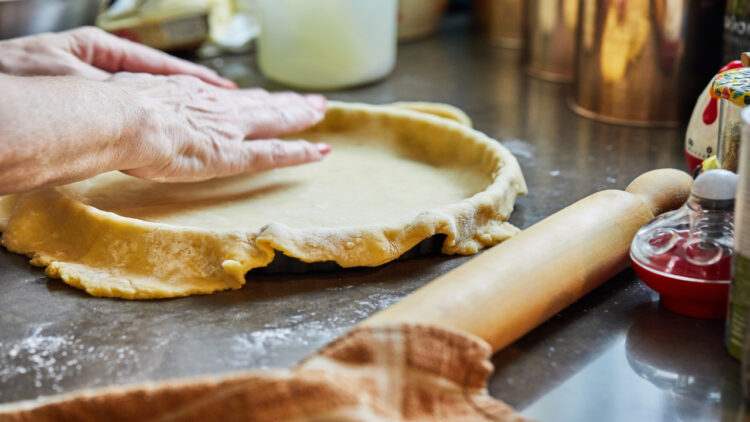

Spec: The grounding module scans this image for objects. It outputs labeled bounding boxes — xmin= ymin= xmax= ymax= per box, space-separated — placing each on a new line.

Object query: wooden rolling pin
xmin=362 ymin=168 xmax=693 ymax=352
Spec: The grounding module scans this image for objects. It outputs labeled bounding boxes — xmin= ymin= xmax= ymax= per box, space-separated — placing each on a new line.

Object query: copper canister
xmin=524 ymin=0 xmax=579 ymax=82
xmin=474 ymin=0 xmax=524 ymax=48
xmin=570 ymin=0 xmax=724 ymax=127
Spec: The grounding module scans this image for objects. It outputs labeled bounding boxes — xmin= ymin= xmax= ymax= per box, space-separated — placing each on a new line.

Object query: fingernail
xmin=305 ymin=94 xmax=327 ymax=112
xmin=222 ymin=78 xmax=238 ymax=89
xmin=316 ymin=142 xmax=332 ymax=155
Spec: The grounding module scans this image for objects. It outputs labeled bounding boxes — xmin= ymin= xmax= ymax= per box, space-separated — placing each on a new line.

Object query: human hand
xmin=0 ymin=26 xmax=235 ymax=88
xmin=109 ymin=72 xmax=330 ymax=182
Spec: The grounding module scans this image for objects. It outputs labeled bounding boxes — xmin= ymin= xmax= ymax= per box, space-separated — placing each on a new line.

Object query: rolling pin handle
xmin=625 ymin=168 xmax=693 ymax=217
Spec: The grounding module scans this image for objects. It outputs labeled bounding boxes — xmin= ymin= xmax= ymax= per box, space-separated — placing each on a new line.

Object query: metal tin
xmin=570 ymin=0 xmax=724 ymax=127
xmin=474 ymin=0 xmax=524 ymax=48
xmin=524 ymin=0 xmax=579 ymax=83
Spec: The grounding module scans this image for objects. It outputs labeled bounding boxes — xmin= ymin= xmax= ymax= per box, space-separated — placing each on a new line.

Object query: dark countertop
xmin=0 ymin=16 xmax=745 ymax=421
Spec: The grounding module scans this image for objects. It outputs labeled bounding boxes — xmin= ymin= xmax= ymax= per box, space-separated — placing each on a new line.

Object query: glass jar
xmin=630 ymin=169 xmax=737 ymax=318
xmin=718 ymin=99 xmax=742 ymax=173
xmin=711 ymin=67 xmax=750 ymax=173
xmin=256 ymin=0 xmax=398 ymax=90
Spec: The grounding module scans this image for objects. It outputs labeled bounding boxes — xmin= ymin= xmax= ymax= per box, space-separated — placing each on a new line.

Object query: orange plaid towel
xmin=0 ymin=324 xmax=528 ymax=422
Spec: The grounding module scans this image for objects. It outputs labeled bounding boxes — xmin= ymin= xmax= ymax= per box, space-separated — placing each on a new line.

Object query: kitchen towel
xmin=0 ymin=324 xmax=527 ymax=422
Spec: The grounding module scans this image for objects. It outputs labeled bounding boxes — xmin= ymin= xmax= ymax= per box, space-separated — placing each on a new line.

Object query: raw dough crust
xmin=0 ymin=102 xmax=526 ymax=299
xmin=388 ymin=101 xmax=473 ymax=127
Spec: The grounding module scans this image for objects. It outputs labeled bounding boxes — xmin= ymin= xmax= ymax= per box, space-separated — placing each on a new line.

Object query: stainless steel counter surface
xmin=0 ymin=15 xmax=745 ymax=421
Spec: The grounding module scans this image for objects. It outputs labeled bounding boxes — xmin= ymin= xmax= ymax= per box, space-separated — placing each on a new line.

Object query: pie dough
xmin=0 ymin=102 xmax=526 ymax=299
xmin=388 ymin=101 xmax=473 ymax=126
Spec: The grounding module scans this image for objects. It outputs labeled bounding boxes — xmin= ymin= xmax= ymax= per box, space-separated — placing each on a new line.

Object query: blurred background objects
xmin=0 ymin=0 xmax=102 ymax=39
xmin=725 ymin=0 xmax=750 ymax=63
xmin=398 ymin=0 xmax=449 ymax=41
xmin=523 ymin=0 xmax=579 ymax=82
xmin=473 ymin=0 xmax=523 ymax=48
xmin=570 ymin=0 xmax=724 ymax=127
xmin=96 ymin=0 xmax=258 ymax=52
xmin=255 ymin=0 xmax=398 ymax=90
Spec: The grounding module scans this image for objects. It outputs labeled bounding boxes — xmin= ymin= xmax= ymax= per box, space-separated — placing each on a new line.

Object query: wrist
xmin=107 ymin=84 xmax=168 ymax=172
xmin=0 ymin=40 xmax=23 ymax=76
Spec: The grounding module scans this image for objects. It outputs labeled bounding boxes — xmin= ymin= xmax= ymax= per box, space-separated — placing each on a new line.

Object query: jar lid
xmin=692 ymin=169 xmax=738 ymax=200
xmin=710 ymin=67 xmax=750 ymax=106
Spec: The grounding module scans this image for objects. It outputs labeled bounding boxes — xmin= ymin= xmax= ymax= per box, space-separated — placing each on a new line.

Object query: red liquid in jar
xmin=640 ymin=231 xmax=731 ymax=282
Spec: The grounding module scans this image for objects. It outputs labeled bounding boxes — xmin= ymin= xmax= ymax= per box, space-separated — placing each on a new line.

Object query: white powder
xmin=502 ymin=139 xmax=536 ymax=162
xmin=0 ymin=324 xmax=82 ymax=395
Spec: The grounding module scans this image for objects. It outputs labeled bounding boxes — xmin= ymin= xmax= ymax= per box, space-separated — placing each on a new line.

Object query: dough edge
xmin=0 ymin=102 xmax=527 ymax=299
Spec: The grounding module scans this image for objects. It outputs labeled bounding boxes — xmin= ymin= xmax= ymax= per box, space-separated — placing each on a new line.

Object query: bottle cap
xmin=692 ymin=169 xmax=738 ymax=200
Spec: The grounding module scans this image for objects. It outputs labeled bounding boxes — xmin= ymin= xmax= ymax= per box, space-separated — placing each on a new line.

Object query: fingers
xmin=66 ymin=26 xmax=237 ymax=89
xmin=127 ymin=140 xmax=330 ymax=183
xmin=0 ymin=44 xmax=111 ymax=79
xmin=235 ymin=139 xmax=331 ymax=173
xmin=240 ymin=92 xmax=328 ymax=139
xmin=106 ymin=71 xmax=332 ymax=182
xmin=67 ymin=62 xmax=112 ymax=81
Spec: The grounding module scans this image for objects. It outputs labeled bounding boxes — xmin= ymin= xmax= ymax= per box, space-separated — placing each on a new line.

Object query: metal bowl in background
xmin=0 ymin=0 xmax=102 ymax=40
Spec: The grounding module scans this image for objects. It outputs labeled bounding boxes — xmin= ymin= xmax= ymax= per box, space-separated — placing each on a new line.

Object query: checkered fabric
xmin=0 ymin=324 xmax=528 ymax=422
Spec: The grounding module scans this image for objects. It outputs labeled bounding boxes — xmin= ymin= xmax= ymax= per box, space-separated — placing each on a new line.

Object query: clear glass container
xmin=630 ymin=170 xmax=737 ymax=318
xmin=718 ymin=98 xmax=743 ymax=172
xmin=711 ymin=67 xmax=750 ymax=173
xmin=256 ymin=0 xmax=398 ymax=90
